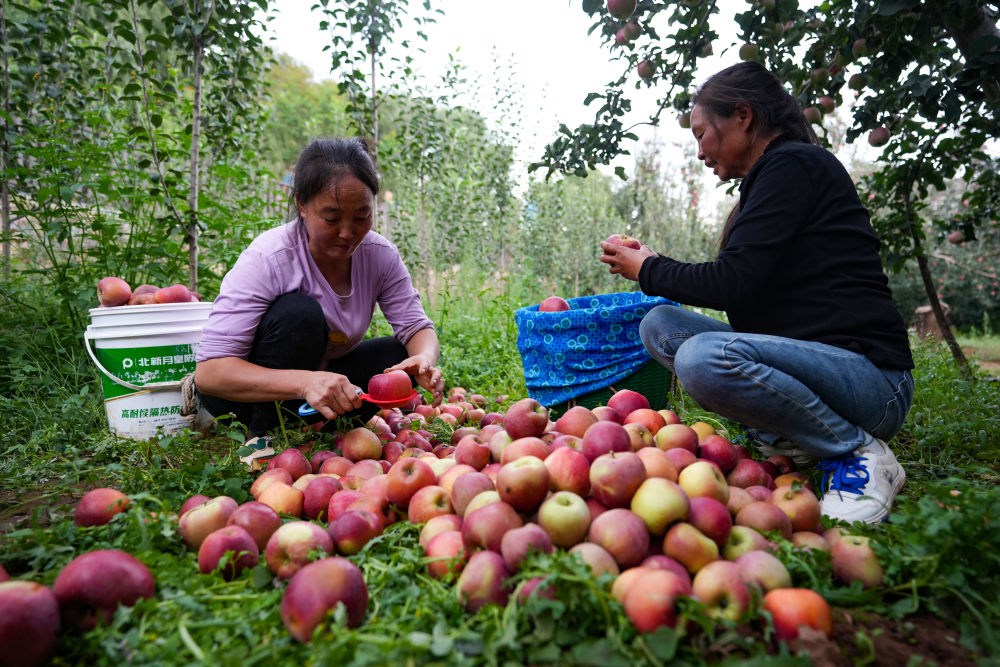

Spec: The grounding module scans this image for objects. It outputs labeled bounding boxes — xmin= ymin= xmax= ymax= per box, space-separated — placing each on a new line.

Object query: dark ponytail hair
xmin=693 ymin=62 xmax=818 ymax=252
xmin=290 ymin=137 xmax=379 ymax=219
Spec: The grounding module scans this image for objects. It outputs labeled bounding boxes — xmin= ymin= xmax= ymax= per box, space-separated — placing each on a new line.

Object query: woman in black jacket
xmin=601 ymin=61 xmax=914 ymax=524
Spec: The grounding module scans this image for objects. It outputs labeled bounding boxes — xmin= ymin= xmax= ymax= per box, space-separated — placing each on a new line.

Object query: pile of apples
xmin=96 ymin=276 xmax=202 ymax=307
xmin=1 ymin=387 xmax=888 ymax=659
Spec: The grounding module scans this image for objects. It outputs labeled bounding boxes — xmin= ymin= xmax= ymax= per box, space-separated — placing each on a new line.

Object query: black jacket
xmin=638 ymin=139 xmax=914 ymax=370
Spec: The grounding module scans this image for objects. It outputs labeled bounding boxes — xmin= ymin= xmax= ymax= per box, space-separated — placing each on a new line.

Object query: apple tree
xmin=532 ymin=0 xmax=1000 ymax=378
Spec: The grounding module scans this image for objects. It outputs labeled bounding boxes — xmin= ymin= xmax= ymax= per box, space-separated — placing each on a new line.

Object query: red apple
xmin=691 ymin=560 xmax=751 ymax=622
xmin=503 ymin=398 xmax=549 ymax=439
xmin=367 ymin=369 xmax=412 ymax=402
xmin=462 ymin=501 xmax=523 ymax=553
xmin=607 ymin=388 xmax=649 ymax=416
xmin=687 ymin=496 xmax=733 ymax=549
xmin=640 ymin=555 xmax=693 ymax=588
xmin=592 ymin=405 xmax=623 ymax=423
xmin=0 ymin=581 xmax=60 ymax=666
xmin=154 ymin=283 xmax=191 ymax=304
xmin=868 ymin=126 xmax=891 ymax=147
xmin=425 ymin=529 xmax=468 ymax=580
xmin=538 ymin=490 xmax=591 ymax=548
xmin=385 ymin=457 xmax=435 ymax=509
xmin=636 ymin=59 xmax=656 ymax=79
xmin=581 ymin=421 xmax=632 ymax=462
xmin=407 ymin=484 xmax=454 ymax=524
xmin=734 ymin=501 xmax=793 ymax=540
xmin=664 ymin=447 xmax=697 ymax=472
xmin=179 ymin=494 xmax=210 ymax=517
xmin=258 ymin=481 xmax=305 ymax=517
xmin=451 ymin=471 xmax=495 ymax=517
xmin=623 ymin=569 xmax=690 ymax=632
xmin=302 ymin=476 xmax=342 ymax=521
xmin=635 ymin=447 xmax=678 ymax=481
xmin=345 ymin=458 xmax=383 ymax=480
xmin=831 ymin=535 xmax=884 ymax=588
xmin=624 ymin=408 xmax=666 ymax=436
xmin=588 ymin=508 xmax=650 ymax=570
xmin=770 ymin=484 xmax=822 ymax=533
xmin=725 ymin=486 xmax=755 ymax=516
xmin=734 ymin=550 xmax=791 ymax=592
xmin=96 ymin=276 xmax=131 ymax=307
xmin=328 ymin=509 xmax=382 ymax=555
xmin=51 ymin=550 xmax=154 ymax=631
xmin=455 ymin=550 xmax=512 ymax=612
xmin=419 ymin=514 xmax=463 ymax=550
xmin=538 ymin=296 xmax=571 ymax=312
xmin=318 ymin=455 xmax=353 ymax=476
xmin=655 ymin=423 xmax=699 ymax=453
xmin=281 ymin=557 xmax=368 ymax=641
xmin=226 ymin=501 xmax=283 ymax=551
xmin=179 ymin=496 xmax=238 ymax=549
xmin=568 ymin=542 xmax=620 ymax=577
xmin=271 ymin=448 xmax=310 ymax=481
xmin=590 ymin=451 xmax=646 ymax=508
xmin=697 ymin=434 xmax=739 ymax=473
xmin=74 ymin=487 xmax=130 ymax=527
xmin=341 ymin=427 xmax=383 ymax=462
xmin=497 ymin=456 xmax=550 ymax=512
xmin=763 ymin=588 xmax=834 ymax=640
xmin=198 ymin=525 xmax=259 ymax=580
xmin=454 ymin=434 xmax=491 ymax=470
xmin=265 ymin=520 xmax=334 ymax=579
xmin=607 ymin=0 xmax=636 ymax=20
xmin=500 ymin=523 xmax=554 ymax=571
xmin=553 ymin=407 xmax=596 ymax=440
xmin=544 ymin=446 xmax=591 ymax=497
xmin=251 ymin=468 xmax=294 ymax=499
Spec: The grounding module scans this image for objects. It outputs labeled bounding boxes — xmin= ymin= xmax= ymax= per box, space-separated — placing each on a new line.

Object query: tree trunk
xmin=939 ymin=4 xmax=1000 ymax=105
xmin=187 ymin=39 xmax=203 ymax=293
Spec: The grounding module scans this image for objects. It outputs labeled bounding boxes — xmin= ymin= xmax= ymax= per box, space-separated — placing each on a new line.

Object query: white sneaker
xmin=818 ymin=436 xmax=906 ymax=524
xmin=754 ymin=438 xmax=815 ymax=469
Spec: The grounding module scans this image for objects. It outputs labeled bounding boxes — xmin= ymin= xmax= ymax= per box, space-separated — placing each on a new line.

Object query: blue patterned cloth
xmin=515 ymin=292 xmax=677 ymax=407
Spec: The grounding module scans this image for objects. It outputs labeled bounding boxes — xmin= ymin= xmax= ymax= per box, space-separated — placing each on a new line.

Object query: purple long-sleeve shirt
xmin=196 ymin=219 xmax=434 ymax=367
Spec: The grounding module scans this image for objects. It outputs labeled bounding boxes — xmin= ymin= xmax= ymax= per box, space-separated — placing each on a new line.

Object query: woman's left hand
xmin=385 ymin=355 xmax=445 ymax=407
xmin=600 ymin=241 xmax=657 ymax=281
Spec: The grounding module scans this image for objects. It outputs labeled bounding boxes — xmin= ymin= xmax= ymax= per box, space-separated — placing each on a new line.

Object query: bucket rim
xmin=88 ymin=301 xmax=214 ymax=316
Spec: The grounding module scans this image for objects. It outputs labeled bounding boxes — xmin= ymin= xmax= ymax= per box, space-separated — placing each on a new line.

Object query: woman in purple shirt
xmin=195 ymin=138 xmax=443 ymax=461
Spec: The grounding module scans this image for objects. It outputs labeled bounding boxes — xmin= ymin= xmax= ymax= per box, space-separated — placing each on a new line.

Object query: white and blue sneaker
xmin=818 ymin=436 xmax=906 ymax=524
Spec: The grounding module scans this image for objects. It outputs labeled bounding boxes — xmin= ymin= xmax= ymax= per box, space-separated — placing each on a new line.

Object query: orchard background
xmin=2 ymin=0 xmax=1000 ymax=665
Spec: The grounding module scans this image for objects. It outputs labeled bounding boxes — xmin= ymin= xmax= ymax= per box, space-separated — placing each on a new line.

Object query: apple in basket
xmin=538 ymin=296 xmax=571 ymax=312
xmin=367 ymin=370 xmax=413 ymax=402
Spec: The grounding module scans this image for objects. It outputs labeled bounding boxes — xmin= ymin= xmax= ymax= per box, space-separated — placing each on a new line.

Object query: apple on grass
xmin=735 ymin=550 xmax=792 ymax=593
xmin=425 ymin=530 xmax=468 ymax=580
xmin=198 ymin=526 xmax=260 ymax=581
xmin=456 ymin=551 xmax=512 ymax=612
xmin=385 ymin=457 xmax=435 ymax=509
xmin=226 ymin=501 xmax=283 ymax=552
xmin=462 ymin=501 xmax=523 ymax=553
xmin=281 ymin=557 xmax=368 ymax=642
xmin=497 ymin=455 xmax=550 ymax=513
xmin=329 ymin=509 xmax=383 ymax=555
xmin=623 ymin=569 xmax=691 ymax=632
xmin=265 ymin=521 xmax=335 ymax=580
xmin=763 ymin=588 xmax=834 ymax=640
xmin=251 ymin=468 xmax=294 ymax=499
xmin=568 ymin=542 xmax=620 ymax=577
xmin=258 ymin=481 xmax=305 ymax=518
xmin=791 ymin=531 xmax=831 ymax=553
xmin=407 ymin=484 xmax=454 ymax=524
xmin=588 ymin=508 xmax=650 ymax=570
xmin=51 ymin=549 xmax=155 ymax=631
xmin=691 ymin=560 xmax=752 ymax=622
xmin=179 ymin=494 xmax=211 ymax=517
xmin=538 ymin=491 xmax=591 ymax=549
xmin=96 ymin=276 xmax=132 ymax=307
xmin=179 ymin=496 xmax=239 ymax=550
xmin=770 ymin=484 xmax=822 ymax=533
xmin=500 ymin=523 xmax=554 ymax=571
xmin=302 ymin=476 xmax=342 ymax=521
xmin=0 ymin=581 xmax=60 ymax=666
xmin=734 ymin=501 xmax=793 ymax=541
xmin=273 ymin=448 xmax=311 ymax=481
xmin=629 ymin=477 xmax=690 ymax=536
xmin=831 ymin=535 xmax=884 ymax=589
xmin=74 ymin=487 xmax=130 ymax=527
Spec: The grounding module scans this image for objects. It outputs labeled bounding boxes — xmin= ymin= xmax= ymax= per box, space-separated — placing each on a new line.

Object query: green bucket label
xmin=96 ymin=343 xmax=196 ymax=400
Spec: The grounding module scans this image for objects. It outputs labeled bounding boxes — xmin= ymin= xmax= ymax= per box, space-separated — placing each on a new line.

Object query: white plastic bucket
xmin=84 ymin=301 xmax=214 ymax=440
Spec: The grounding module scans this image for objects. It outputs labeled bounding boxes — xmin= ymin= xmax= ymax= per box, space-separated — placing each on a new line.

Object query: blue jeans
xmin=639 ymin=305 xmax=914 ymax=458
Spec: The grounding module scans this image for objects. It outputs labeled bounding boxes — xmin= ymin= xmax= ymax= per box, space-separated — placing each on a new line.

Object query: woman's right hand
xmin=301 ymin=371 xmax=363 ymax=419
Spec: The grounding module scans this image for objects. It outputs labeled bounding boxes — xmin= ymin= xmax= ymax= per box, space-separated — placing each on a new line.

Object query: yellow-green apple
xmin=265 ymin=520 xmax=334 ymax=579
xmin=385 ymin=457 xmax=435 ymax=509
xmin=734 ymin=501 xmax=793 ymax=540
xmin=655 ymin=423 xmax=699 ymax=453
xmin=544 ymin=446 xmax=591 ymax=496
xmin=590 ymin=451 xmax=646 ymax=508
xmin=689 ymin=421 xmax=715 ymax=440
xmin=96 ymin=276 xmax=132 ymax=306
xmin=738 ymin=42 xmax=760 ymax=61
xmin=179 ymin=493 xmax=210 ymax=517
xmin=426 ymin=456 xmax=457 ymax=480
xmin=280 ymin=557 xmax=368 ymax=641
xmin=640 ymin=554 xmax=693 ymax=589
xmin=538 ymin=491 xmax=591 ymax=548
xmin=662 ymin=522 xmax=718 ymax=574
xmin=273 ymin=448 xmax=311 ymax=480
xmin=497 ymin=456 xmax=549 ymax=512
xmin=419 ymin=514 xmax=463 ymax=550
xmin=258 ymin=481 xmax=305 ymax=518
xmin=554 ymin=405 xmax=598 ymax=438
xmin=569 ymin=542 xmax=620 ymax=577
xmin=51 ymin=549 xmax=154 ymax=631
xmin=341 ymin=427 xmax=383 ymax=462
xmin=318 ymin=455 xmax=353 ymax=476
xmin=831 ymin=535 xmax=884 ymax=588
xmin=345 ymin=458 xmax=383 ymax=480
xmin=588 ymin=508 xmax=650 ymax=569
xmin=697 ymin=435 xmax=739 ymax=473
xmin=226 ymin=501 xmax=282 ymax=552
xmin=538 ymin=296 xmax=571 ymax=312
xmin=658 ymin=409 xmax=681 ymax=425
xmin=635 ymin=446 xmax=678 ymax=481
xmin=691 ymin=560 xmax=751 ymax=622
xmin=678 ymin=460 xmax=730 ymax=504
xmin=292 ymin=473 xmax=318 ymax=492
xmin=664 ymin=446 xmax=697 ymax=472
xmin=734 ymin=550 xmax=791 ymax=592
xmin=500 ymin=523 xmax=554 ymax=571
xmin=487 ymin=430 xmax=513 ymax=463
xmin=503 ymin=398 xmax=549 ymax=439
xmin=456 ymin=550 xmax=511 ymax=612
xmin=725 ymin=486 xmax=755 ymax=516
xmin=592 ymin=405 xmax=624 ymax=423
xmin=500 ymin=436 xmax=550 ymax=465
xmin=607 ymin=389 xmax=649 ymax=417
xmin=302 ymin=476 xmax=341 ymax=521
xmin=329 ymin=509 xmax=382 ymax=555
xmin=454 ymin=434 xmax=491 ymax=470
xmin=763 ymin=588 xmax=833 ymax=640
xmin=367 ymin=369 xmax=412 ymax=403
xmin=0 ymin=580 xmax=60 ymax=666
xmin=451 ymin=471 xmax=495 ymax=516
xmin=623 ymin=569 xmax=690 ymax=632
xmin=74 ymin=487 xmax=130 ymax=527
xmin=153 ymin=283 xmax=191 ymax=303
xmin=407 ymin=484 xmax=453 ymax=524
xmin=425 ymin=529 xmax=467 ymax=580
xmin=198 ymin=525 xmax=259 ymax=580
xmin=607 ymin=0 xmax=636 ymax=20
xmin=688 ymin=496 xmax=733 ymax=548
xmin=823 ymin=526 xmax=848 ymax=548
xmin=462 ymin=501 xmax=523 ymax=553
xmin=770 ymin=484 xmax=821 ymax=533
xmin=463 ymin=490 xmax=501 ymax=516
xmin=791 ymin=531 xmax=831 ymax=553
xmin=630 ymin=477 xmax=689 ymax=536
xmin=327 ymin=490 xmax=365 ymax=522
xmin=624 ymin=408 xmax=666 ymax=436
xmin=251 ymin=468 xmax=294 ymax=499
xmin=722 ymin=525 xmax=771 ymax=560
xmin=623 ymin=422 xmax=654 ymax=451
xmin=179 ymin=495 xmax=238 ymax=549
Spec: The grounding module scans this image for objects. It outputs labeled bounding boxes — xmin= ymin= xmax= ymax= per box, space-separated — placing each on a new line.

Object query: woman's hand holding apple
xmin=600 ymin=240 xmax=657 ymax=281
xmin=385 ymin=355 xmax=444 ymax=407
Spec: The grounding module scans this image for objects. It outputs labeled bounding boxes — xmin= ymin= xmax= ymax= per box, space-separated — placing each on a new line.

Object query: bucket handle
xmin=84 ymin=330 xmax=184 ymax=391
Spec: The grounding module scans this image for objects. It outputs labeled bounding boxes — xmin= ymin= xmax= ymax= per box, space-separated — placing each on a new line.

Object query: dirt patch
xmin=0 ymin=486 xmax=80 ymax=533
